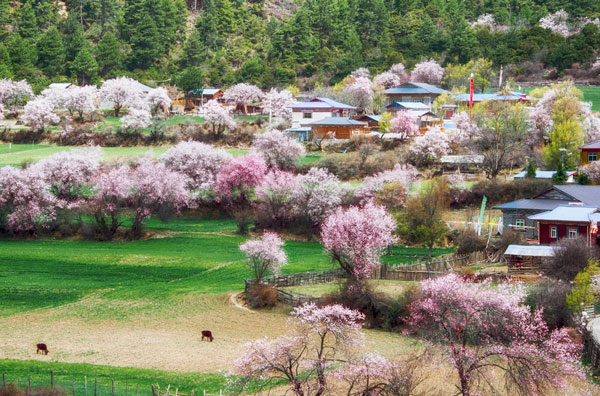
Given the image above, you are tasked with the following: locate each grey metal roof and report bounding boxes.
[493,199,573,211]
[385,82,448,95]
[580,141,600,149]
[504,244,557,257]
[513,170,576,179]
[528,205,600,222]
[289,97,356,110]
[387,102,431,110]
[453,91,530,102]
[551,185,600,207]
[306,117,367,126]
[440,155,484,164]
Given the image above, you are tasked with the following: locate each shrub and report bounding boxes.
[450,179,552,208]
[318,153,362,180]
[456,230,486,255]
[543,237,598,281]
[525,279,573,330]
[247,284,278,308]
[0,384,64,396]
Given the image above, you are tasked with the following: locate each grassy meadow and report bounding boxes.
[0,144,323,167]
[0,216,450,393]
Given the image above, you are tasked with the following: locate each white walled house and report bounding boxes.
[289,97,356,128]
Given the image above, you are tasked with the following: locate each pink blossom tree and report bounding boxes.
[374,63,408,89]
[216,154,267,233]
[255,170,299,228]
[129,157,190,237]
[0,166,56,233]
[343,76,374,114]
[223,83,263,114]
[593,57,600,71]
[350,68,371,79]
[410,59,445,85]
[89,165,134,240]
[580,161,600,184]
[389,110,419,140]
[409,126,451,166]
[407,274,584,396]
[230,303,365,396]
[146,87,171,117]
[121,107,152,131]
[540,10,571,37]
[160,141,232,199]
[0,79,34,116]
[204,99,236,137]
[63,86,98,121]
[31,147,102,203]
[262,88,294,120]
[321,201,397,287]
[251,129,306,170]
[22,97,60,132]
[354,163,418,203]
[99,77,144,117]
[291,167,343,228]
[240,231,287,282]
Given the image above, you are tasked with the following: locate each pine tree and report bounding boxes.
[0,0,11,41]
[71,43,98,85]
[7,33,37,71]
[64,14,85,62]
[17,1,38,40]
[32,0,58,30]
[449,17,480,63]
[96,32,123,76]
[37,27,66,77]
[181,30,206,68]
[525,160,537,178]
[129,13,160,69]
[0,44,13,78]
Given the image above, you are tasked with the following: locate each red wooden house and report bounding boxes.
[528,205,600,246]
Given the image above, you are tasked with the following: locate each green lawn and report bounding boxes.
[0,360,225,396]
[521,85,600,112]
[0,144,253,167]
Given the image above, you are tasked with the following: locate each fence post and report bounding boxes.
[94,378,97,396]
[125,377,128,396]
[111,379,115,396]
[72,379,76,396]
[2,373,5,389]
[136,384,139,396]
[85,376,88,396]
[28,376,31,394]
[151,385,156,396]
[51,371,54,388]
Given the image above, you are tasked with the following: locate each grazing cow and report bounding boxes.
[201,330,214,342]
[36,343,49,355]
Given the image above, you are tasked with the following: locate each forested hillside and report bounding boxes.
[0,0,599,91]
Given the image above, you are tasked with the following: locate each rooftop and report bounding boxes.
[306,117,367,126]
[528,205,600,222]
[580,141,600,150]
[537,185,600,207]
[289,97,356,110]
[513,170,576,179]
[504,244,557,257]
[188,88,223,95]
[453,92,530,102]
[386,102,431,110]
[493,199,577,211]
[385,82,448,95]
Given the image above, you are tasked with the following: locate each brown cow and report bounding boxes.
[201,330,214,342]
[36,343,49,355]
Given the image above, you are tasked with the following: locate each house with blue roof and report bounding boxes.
[452,91,531,105]
[288,97,356,128]
[493,185,600,240]
[529,205,600,246]
[384,82,449,106]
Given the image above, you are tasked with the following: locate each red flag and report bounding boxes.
[469,77,474,120]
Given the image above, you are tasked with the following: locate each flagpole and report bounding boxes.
[469,73,474,120]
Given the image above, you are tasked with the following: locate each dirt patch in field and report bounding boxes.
[0,293,415,373]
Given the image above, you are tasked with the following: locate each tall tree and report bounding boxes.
[96,32,123,76]
[37,27,66,77]
[128,13,161,69]
[17,1,38,40]
[71,43,98,85]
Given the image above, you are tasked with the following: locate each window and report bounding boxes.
[424,97,432,105]
[569,227,578,239]
[302,112,312,119]
[550,226,557,239]
[515,219,525,230]
[589,152,597,162]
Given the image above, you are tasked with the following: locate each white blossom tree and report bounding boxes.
[99,77,145,117]
[205,99,236,137]
[22,97,60,132]
[262,88,294,120]
[223,83,263,114]
[146,87,171,117]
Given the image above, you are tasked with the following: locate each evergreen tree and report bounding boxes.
[7,33,37,72]
[181,30,206,68]
[449,17,480,63]
[17,1,38,40]
[0,0,11,41]
[32,0,57,30]
[0,44,13,78]
[64,14,86,62]
[71,42,98,85]
[354,0,389,53]
[129,13,160,69]
[525,160,537,178]
[37,27,66,77]
[96,32,123,76]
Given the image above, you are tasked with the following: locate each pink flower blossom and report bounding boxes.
[22,97,59,132]
[223,83,263,114]
[215,154,267,201]
[321,201,397,283]
[410,59,444,85]
[251,129,306,170]
[409,126,451,165]
[145,87,171,117]
[121,107,152,130]
[240,231,287,281]
[262,88,294,119]
[99,77,145,117]
[291,167,343,226]
[204,99,236,136]
[0,79,33,114]
[389,110,419,140]
[354,163,418,201]
[373,71,402,89]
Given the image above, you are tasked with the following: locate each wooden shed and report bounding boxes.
[303,117,367,139]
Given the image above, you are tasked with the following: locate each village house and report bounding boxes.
[504,244,557,274]
[580,141,600,165]
[354,114,381,131]
[493,185,600,240]
[188,88,225,108]
[513,170,576,183]
[452,91,531,106]
[289,97,356,128]
[384,82,449,106]
[383,102,442,132]
[528,205,600,246]
[303,117,367,139]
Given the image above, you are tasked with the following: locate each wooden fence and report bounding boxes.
[244,268,346,293]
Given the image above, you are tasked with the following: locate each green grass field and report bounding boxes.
[521,85,600,112]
